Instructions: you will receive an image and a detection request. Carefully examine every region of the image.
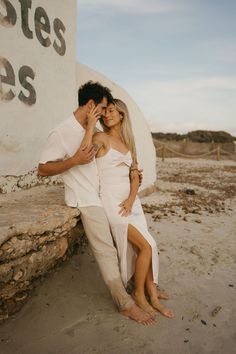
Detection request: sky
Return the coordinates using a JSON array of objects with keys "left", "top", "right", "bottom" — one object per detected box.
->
[{"left": 76, "top": 0, "right": 236, "bottom": 135}]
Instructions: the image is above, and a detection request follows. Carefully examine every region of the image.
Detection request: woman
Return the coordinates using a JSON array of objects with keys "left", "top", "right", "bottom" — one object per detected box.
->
[{"left": 84, "top": 99, "right": 174, "bottom": 318}]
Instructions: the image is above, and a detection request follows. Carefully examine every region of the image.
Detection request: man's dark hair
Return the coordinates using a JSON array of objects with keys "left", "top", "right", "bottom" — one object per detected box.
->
[{"left": 78, "top": 81, "right": 113, "bottom": 106}]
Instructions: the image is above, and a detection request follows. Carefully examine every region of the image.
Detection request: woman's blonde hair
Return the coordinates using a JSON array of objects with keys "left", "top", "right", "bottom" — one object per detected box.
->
[{"left": 100, "top": 99, "right": 137, "bottom": 164}]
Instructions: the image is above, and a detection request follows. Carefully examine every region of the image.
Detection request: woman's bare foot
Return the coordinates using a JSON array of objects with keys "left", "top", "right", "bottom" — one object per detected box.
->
[
  {"left": 156, "top": 288, "right": 169, "bottom": 300},
  {"left": 150, "top": 297, "right": 174, "bottom": 318},
  {"left": 132, "top": 292, "right": 157, "bottom": 317},
  {"left": 146, "top": 283, "right": 169, "bottom": 300},
  {"left": 121, "top": 304, "right": 155, "bottom": 325}
]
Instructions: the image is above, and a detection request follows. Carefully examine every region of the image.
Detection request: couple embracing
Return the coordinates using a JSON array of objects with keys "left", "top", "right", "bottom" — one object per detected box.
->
[{"left": 38, "top": 81, "right": 174, "bottom": 325}]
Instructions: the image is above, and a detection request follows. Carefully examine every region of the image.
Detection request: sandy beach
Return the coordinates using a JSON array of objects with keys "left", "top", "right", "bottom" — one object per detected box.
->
[{"left": 0, "top": 157, "right": 235, "bottom": 354}]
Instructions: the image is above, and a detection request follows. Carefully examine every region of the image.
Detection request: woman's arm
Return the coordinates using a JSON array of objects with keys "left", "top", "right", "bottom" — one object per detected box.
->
[
  {"left": 92, "top": 132, "right": 109, "bottom": 158},
  {"left": 128, "top": 165, "right": 140, "bottom": 202},
  {"left": 119, "top": 162, "right": 139, "bottom": 217}
]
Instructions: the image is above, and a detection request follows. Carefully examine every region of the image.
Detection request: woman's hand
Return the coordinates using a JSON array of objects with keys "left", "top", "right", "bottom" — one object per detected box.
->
[
  {"left": 119, "top": 198, "right": 134, "bottom": 217},
  {"left": 80, "top": 105, "right": 101, "bottom": 151}
]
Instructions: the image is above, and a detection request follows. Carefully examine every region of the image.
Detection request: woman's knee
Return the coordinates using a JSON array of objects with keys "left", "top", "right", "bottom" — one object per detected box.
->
[
  {"left": 135, "top": 240, "right": 152, "bottom": 256},
  {"left": 142, "top": 243, "right": 152, "bottom": 256},
  {"left": 149, "top": 238, "right": 157, "bottom": 251},
  {"left": 128, "top": 225, "right": 152, "bottom": 252}
]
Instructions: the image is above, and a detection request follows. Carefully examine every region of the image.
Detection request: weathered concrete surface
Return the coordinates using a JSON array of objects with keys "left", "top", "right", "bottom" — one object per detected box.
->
[
  {"left": 0, "top": 169, "right": 62, "bottom": 194},
  {"left": 0, "top": 185, "right": 78, "bottom": 246},
  {"left": 0, "top": 186, "right": 85, "bottom": 320}
]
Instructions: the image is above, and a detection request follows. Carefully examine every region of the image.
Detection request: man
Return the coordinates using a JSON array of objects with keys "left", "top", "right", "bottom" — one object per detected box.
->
[{"left": 38, "top": 81, "right": 154, "bottom": 325}]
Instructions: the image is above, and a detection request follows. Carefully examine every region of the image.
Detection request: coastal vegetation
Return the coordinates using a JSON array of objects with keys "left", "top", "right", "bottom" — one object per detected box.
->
[{"left": 152, "top": 130, "right": 235, "bottom": 143}]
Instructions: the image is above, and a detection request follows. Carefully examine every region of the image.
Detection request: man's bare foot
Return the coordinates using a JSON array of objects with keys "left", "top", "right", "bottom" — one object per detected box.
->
[
  {"left": 132, "top": 292, "right": 157, "bottom": 317},
  {"left": 121, "top": 303, "right": 155, "bottom": 325},
  {"left": 150, "top": 297, "right": 174, "bottom": 318}
]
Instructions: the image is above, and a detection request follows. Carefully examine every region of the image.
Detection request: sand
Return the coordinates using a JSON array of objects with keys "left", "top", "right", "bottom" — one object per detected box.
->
[{"left": 0, "top": 157, "right": 235, "bottom": 354}]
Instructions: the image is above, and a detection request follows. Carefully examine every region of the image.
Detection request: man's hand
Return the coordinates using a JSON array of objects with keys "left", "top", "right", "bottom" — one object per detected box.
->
[
  {"left": 38, "top": 145, "right": 96, "bottom": 177},
  {"left": 71, "top": 145, "right": 96, "bottom": 166},
  {"left": 138, "top": 168, "right": 143, "bottom": 186}
]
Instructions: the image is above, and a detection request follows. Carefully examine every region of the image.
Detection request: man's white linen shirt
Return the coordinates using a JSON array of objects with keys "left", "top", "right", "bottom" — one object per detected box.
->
[{"left": 39, "top": 115, "right": 102, "bottom": 208}]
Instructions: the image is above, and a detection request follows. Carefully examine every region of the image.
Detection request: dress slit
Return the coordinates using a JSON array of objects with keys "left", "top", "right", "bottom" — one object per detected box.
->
[{"left": 111, "top": 222, "right": 159, "bottom": 287}]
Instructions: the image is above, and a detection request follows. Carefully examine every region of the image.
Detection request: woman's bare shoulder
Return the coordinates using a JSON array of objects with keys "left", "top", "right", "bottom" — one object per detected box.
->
[{"left": 93, "top": 131, "right": 108, "bottom": 144}]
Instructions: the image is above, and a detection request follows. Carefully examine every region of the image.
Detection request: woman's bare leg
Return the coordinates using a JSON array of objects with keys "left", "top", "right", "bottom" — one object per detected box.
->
[
  {"left": 146, "top": 267, "right": 174, "bottom": 318},
  {"left": 145, "top": 268, "right": 169, "bottom": 300},
  {"left": 127, "top": 225, "right": 156, "bottom": 317}
]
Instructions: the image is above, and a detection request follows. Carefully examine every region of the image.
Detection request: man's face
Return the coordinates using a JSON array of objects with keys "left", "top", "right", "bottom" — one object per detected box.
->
[{"left": 94, "top": 97, "right": 108, "bottom": 118}]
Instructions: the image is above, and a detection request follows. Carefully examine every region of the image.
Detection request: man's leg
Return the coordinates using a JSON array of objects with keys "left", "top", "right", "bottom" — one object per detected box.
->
[
  {"left": 79, "top": 206, "right": 155, "bottom": 324},
  {"left": 79, "top": 206, "right": 134, "bottom": 310}
]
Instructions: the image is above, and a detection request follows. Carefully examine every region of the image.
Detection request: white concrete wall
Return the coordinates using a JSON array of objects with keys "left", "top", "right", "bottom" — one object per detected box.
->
[
  {"left": 0, "top": 1, "right": 156, "bottom": 193},
  {"left": 77, "top": 63, "right": 157, "bottom": 191},
  {"left": 0, "top": 0, "right": 77, "bottom": 176}
]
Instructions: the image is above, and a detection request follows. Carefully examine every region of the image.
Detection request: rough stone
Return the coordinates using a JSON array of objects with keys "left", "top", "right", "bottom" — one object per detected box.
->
[{"left": 0, "top": 185, "right": 86, "bottom": 319}]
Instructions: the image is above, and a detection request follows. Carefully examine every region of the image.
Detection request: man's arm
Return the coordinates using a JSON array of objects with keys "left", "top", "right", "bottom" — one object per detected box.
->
[
  {"left": 38, "top": 145, "right": 96, "bottom": 177},
  {"left": 38, "top": 106, "right": 101, "bottom": 177}
]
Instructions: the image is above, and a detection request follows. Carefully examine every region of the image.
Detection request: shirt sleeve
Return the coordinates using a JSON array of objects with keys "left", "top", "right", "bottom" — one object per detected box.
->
[{"left": 39, "top": 131, "right": 66, "bottom": 164}]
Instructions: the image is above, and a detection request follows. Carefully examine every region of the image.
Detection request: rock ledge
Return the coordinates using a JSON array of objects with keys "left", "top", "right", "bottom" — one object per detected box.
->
[{"left": 0, "top": 185, "right": 85, "bottom": 320}]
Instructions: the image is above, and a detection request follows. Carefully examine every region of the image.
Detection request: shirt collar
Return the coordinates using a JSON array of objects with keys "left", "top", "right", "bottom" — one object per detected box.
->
[{"left": 70, "top": 114, "right": 85, "bottom": 133}]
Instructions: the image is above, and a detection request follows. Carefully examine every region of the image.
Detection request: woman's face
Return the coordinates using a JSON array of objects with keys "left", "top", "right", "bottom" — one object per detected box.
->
[{"left": 103, "top": 103, "right": 122, "bottom": 128}]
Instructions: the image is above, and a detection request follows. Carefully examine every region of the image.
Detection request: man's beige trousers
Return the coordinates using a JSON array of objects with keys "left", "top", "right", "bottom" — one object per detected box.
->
[{"left": 79, "top": 206, "right": 134, "bottom": 310}]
